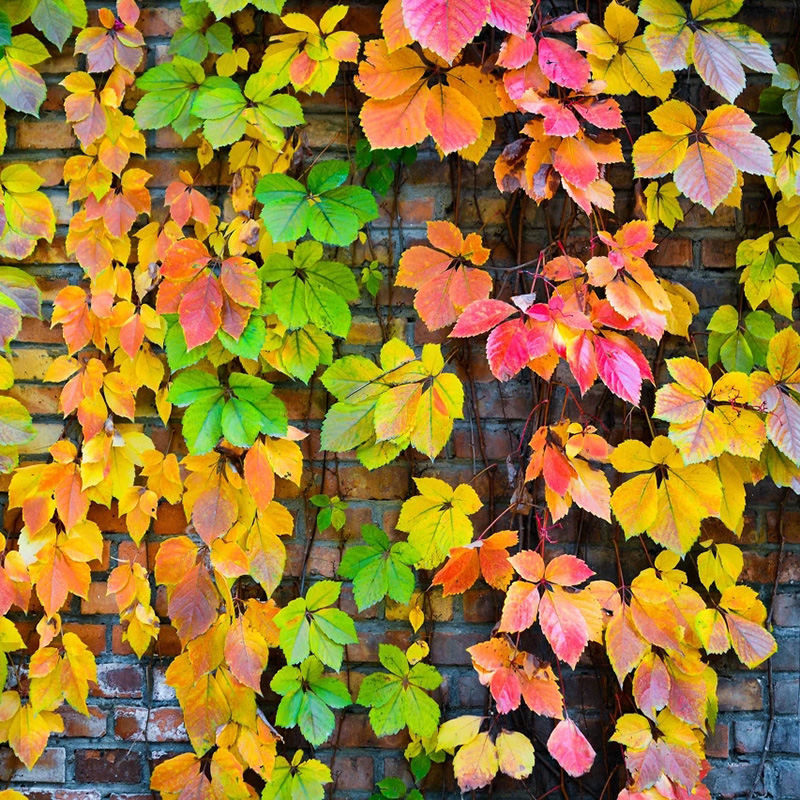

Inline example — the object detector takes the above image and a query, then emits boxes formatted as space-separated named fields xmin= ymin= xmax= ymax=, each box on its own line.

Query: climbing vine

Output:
xmin=0 ymin=0 xmax=792 ymax=799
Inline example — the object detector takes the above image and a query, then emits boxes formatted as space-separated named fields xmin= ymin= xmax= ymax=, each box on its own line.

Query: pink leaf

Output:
xmin=595 ymin=334 xmax=649 ymax=405
xmin=488 ymin=0 xmax=532 ymax=37
xmin=537 ymin=37 xmax=590 ymax=90
xmin=547 ymin=718 xmax=596 ymax=777
xmin=544 ymin=11 xmax=590 ymax=32
xmin=402 ymin=0 xmax=490 ymax=63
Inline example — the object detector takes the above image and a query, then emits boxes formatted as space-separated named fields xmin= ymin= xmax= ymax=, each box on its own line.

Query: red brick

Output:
xmin=114 ymin=706 xmax=187 ymax=742
xmin=59 ymin=706 xmax=107 ymax=738
xmin=74 ymin=750 xmax=142 ymax=784
xmin=81 ymin=582 xmax=118 ymax=615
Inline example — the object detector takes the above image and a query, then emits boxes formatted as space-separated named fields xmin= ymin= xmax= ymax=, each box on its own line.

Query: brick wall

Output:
xmin=0 ymin=1 xmax=799 ymax=799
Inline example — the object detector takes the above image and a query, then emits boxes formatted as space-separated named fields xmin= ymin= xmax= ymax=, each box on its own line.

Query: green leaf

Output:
xmin=217 ymin=315 xmax=266 ymax=359
xmin=409 ymin=753 xmax=431 ymax=784
xmin=707 ymin=305 xmax=738 ymax=334
xmin=306 ymin=579 xmax=341 ymax=610
xmin=192 ymin=75 xmax=246 ymax=147
xmin=338 ymin=525 xmax=417 ymax=610
xmin=298 ymin=691 xmax=336 ymax=746
xmin=307 ymin=160 xmax=349 ymax=193
xmin=357 ymin=646 xmax=440 ymax=738
xmin=221 ymin=396 xmax=264 ymax=447
xmin=270 ymin=664 xmax=302 ymax=697
xmin=170 ymin=27 xmax=209 ymax=62
xmin=0 ymin=11 xmax=11 ymax=48
xmin=376 ymin=778 xmax=406 ymax=799
xmin=276 ymin=326 xmax=333 ymax=383
xmin=135 ymin=57 xmax=206 ymax=138
xmin=182 ymin=393 xmax=224 ymax=454
xmin=255 ymin=161 xmax=378 ymax=246
xmin=402 ymin=685 xmax=440 ymax=738
xmin=164 ymin=315 xmax=210 ymax=370
xmin=262 ymin=754 xmax=331 ymax=800
xmin=229 ymin=373 xmax=288 ymax=437
xmin=378 ymin=644 xmax=410 ymax=677
xmin=254 ymin=174 xmax=310 ymax=243
xmin=168 ymin=370 xmax=222 ymax=406
xmin=206 ymin=21 xmax=233 ymax=54
xmin=7 ymin=34 xmax=49 ymax=64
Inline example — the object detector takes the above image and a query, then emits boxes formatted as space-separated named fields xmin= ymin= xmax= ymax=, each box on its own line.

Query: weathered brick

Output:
xmin=0 ymin=748 xmax=64 ymax=783
xmin=114 ymin=706 xmax=187 ymax=742
xmin=74 ymin=750 xmax=142 ymax=784
xmin=718 ymin=677 xmax=763 ymax=711
xmin=93 ymin=664 xmax=144 ymax=699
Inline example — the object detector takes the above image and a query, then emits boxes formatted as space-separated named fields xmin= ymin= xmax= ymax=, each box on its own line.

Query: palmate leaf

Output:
xmin=653 ymin=357 xmax=766 ymax=464
xmin=610 ymin=436 xmax=723 ymax=554
xmin=338 ymin=524 xmax=418 ymax=610
xmin=261 ymin=241 xmax=359 ymax=339
xmin=255 ymin=159 xmax=378 ymax=246
xmin=192 ymin=73 xmax=303 ymax=148
xmin=262 ymin=751 xmax=331 ymax=800
xmin=639 ymin=0 xmax=776 ymax=102
xmin=356 ymin=644 xmax=441 ymax=738
xmin=271 ymin=656 xmax=351 ymax=746
xmin=273 ymin=581 xmax=358 ymax=672
xmin=169 ymin=370 xmax=288 ymax=454
xmin=134 ymin=57 xmax=206 ymax=139
xmin=397 ymin=478 xmax=481 ymax=570
xmin=320 ymin=339 xmax=464 ymax=464
xmin=632 ymin=100 xmax=772 ymax=210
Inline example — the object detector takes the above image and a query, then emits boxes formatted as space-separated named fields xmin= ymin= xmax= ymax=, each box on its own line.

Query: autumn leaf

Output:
xmin=524 ymin=421 xmax=612 ymax=522
xmin=547 ymin=718 xmax=595 ymax=777
xmin=632 ymin=100 xmax=772 ymax=211
xmin=432 ymin=529 xmax=517 ymax=596
xmin=654 ymin=357 xmax=766 ymax=464
xmin=639 ymin=0 xmax=776 ymax=102
xmin=577 ymin=1 xmax=674 ymax=99
xmin=468 ymin=636 xmax=563 ymax=717
xmin=610 ymin=436 xmax=722 ymax=554
xmin=751 ymin=326 xmax=800 ymax=465
xmin=396 ymin=221 xmax=492 ymax=331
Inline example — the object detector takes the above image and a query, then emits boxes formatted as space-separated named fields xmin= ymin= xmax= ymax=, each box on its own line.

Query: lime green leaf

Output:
xmin=135 ymin=57 xmax=206 ymax=138
xmin=255 ymin=160 xmax=378 ymax=246
xmin=338 ymin=524 xmax=418 ymax=610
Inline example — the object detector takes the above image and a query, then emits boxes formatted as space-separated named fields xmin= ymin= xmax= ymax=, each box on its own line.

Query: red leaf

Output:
xmin=539 ymin=588 xmax=590 ymax=667
xmin=451 ymin=299 xmax=515 ymax=337
xmin=179 ymin=273 xmax=223 ymax=350
xmin=486 ymin=318 xmax=533 ymax=380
